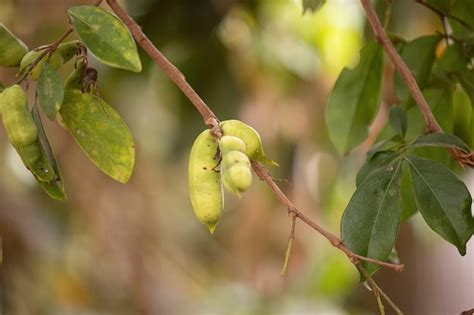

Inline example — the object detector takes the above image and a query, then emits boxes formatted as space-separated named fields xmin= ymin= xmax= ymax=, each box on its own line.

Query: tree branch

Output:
xmin=104 ymin=0 xmax=221 ymax=137
xmin=103 ymin=0 xmax=404 ymax=311
xmin=360 ymin=0 xmax=474 ymax=167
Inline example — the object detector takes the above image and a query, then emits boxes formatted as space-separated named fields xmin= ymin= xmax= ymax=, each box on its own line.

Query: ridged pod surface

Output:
xmin=0 ymin=85 xmax=55 ymax=182
xmin=220 ymin=120 xmax=278 ymax=166
xmin=19 ymin=41 xmax=79 ymax=80
xmin=188 ymin=129 xmax=223 ymax=233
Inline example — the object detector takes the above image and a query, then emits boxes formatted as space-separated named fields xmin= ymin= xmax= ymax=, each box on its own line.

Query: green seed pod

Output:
xmin=0 ymin=24 xmax=28 ymax=67
xmin=188 ymin=129 xmax=224 ymax=234
xmin=219 ymin=135 xmax=246 ymax=154
xmin=221 ymin=150 xmax=252 ymax=196
xmin=220 ymin=119 xmax=278 ymax=166
xmin=0 ymin=85 xmax=55 ymax=182
xmin=19 ymin=41 xmax=78 ymax=80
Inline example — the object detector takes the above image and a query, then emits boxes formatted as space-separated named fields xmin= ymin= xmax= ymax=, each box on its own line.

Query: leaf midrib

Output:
xmin=405 ymin=157 xmax=461 ymax=246
xmin=344 ymin=46 xmax=381 ymax=152
xmin=69 ymin=10 xmax=135 ymax=69
xmin=365 ymin=161 xmax=401 ymax=259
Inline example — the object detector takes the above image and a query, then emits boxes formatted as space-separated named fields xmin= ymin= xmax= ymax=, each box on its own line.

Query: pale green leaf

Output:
xmin=37 ymin=62 xmax=64 ymax=120
xmin=0 ymin=23 xmax=28 ymax=67
xmin=68 ymin=6 xmax=142 ymax=72
xmin=60 ymin=89 xmax=135 ymax=183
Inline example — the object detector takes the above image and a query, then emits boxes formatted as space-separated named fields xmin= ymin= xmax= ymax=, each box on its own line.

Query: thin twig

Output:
xmin=360 ymin=0 xmax=474 ymax=167
xmin=280 ymin=211 xmax=296 ymax=277
xmin=360 ymin=0 xmax=441 ymax=134
xmin=416 ymin=0 xmax=473 ymax=30
xmin=105 ymin=0 xmax=221 ymax=136
xmin=15 ymin=26 xmax=74 ymax=84
xmin=358 ymin=265 xmax=404 ymax=315
xmin=103 ymin=0 xmax=404 ymax=312
xmin=252 ymin=161 xmax=404 ymax=272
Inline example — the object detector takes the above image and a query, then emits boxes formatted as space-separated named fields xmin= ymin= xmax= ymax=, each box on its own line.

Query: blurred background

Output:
xmin=0 ymin=0 xmax=473 ymax=314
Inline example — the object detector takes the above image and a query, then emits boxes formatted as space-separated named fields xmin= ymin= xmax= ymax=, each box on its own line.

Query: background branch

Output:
xmin=360 ymin=0 xmax=474 ymax=167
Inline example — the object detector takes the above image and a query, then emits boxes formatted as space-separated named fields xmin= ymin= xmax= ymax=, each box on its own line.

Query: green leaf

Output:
xmin=326 ymin=41 xmax=384 ymax=155
xmin=0 ymin=23 xmax=28 ymax=67
xmin=68 ymin=6 xmax=142 ymax=72
xmin=302 ymin=0 xmax=325 ymax=13
xmin=453 ymin=86 xmax=472 ymax=147
xmin=59 ymin=89 xmax=135 ymax=183
xmin=341 ymin=160 xmax=402 ymax=277
xmin=409 ymin=132 xmax=470 ymax=152
xmin=406 ymin=155 xmax=473 ymax=255
xmin=394 ymin=36 xmax=440 ymax=104
xmin=356 ymin=150 xmax=398 ymax=186
xmin=37 ymin=62 xmax=64 ymax=120
xmin=401 ymin=162 xmax=417 ymax=220
xmin=388 ymin=105 xmax=407 ymax=137
xmin=31 ymin=105 xmax=67 ymax=200
xmin=439 ymin=44 xmax=468 ymax=73
xmin=456 ymin=70 xmax=474 ymax=106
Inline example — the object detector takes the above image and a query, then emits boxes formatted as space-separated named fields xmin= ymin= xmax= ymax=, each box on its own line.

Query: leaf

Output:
xmin=388 ymin=105 xmax=407 ymax=137
xmin=326 ymin=41 xmax=384 ymax=155
xmin=453 ymin=86 xmax=472 ymax=147
xmin=409 ymin=132 xmax=470 ymax=152
xmin=456 ymin=69 xmax=474 ymax=106
xmin=0 ymin=23 xmax=28 ymax=67
xmin=356 ymin=150 xmax=398 ymax=186
xmin=37 ymin=62 xmax=64 ymax=120
xmin=302 ymin=0 xmax=325 ymax=13
xmin=0 ymin=82 xmax=4 ymax=93
xmin=68 ymin=6 xmax=142 ymax=72
xmin=59 ymin=89 xmax=135 ymax=183
xmin=401 ymin=162 xmax=417 ymax=220
xmin=406 ymin=155 xmax=473 ymax=255
xmin=394 ymin=35 xmax=440 ymax=104
xmin=31 ymin=105 xmax=67 ymax=200
xmin=341 ymin=160 xmax=402 ymax=277
xmin=439 ymin=44 xmax=468 ymax=73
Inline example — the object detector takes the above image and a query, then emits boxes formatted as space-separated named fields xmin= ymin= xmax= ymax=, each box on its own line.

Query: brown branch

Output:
xmin=360 ymin=0 xmax=474 ymax=167
xmin=360 ymin=0 xmax=442 ymax=134
xmin=252 ymin=161 xmax=405 ymax=272
xmin=105 ymin=0 xmax=221 ymax=137
xmin=15 ymin=26 xmax=74 ymax=84
xmin=102 ymin=0 xmax=404 ymax=311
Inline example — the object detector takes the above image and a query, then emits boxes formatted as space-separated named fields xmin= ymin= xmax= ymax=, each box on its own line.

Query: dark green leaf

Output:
xmin=389 ymin=105 xmax=407 ymax=137
xmin=406 ymin=155 xmax=473 ymax=255
xmin=302 ymin=0 xmax=325 ymax=13
xmin=356 ymin=150 xmax=398 ymax=186
xmin=0 ymin=23 xmax=28 ymax=67
xmin=341 ymin=160 xmax=402 ymax=277
xmin=394 ymin=36 xmax=440 ymax=104
xmin=326 ymin=41 xmax=384 ymax=154
xmin=401 ymin=162 xmax=417 ymax=220
xmin=60 ymin=89 xmax=135 ymax=183
xmin=409 ymin=132 xmax=470 ymax=152
xmin=68 ymin=6 xmax=142 ymax=72
xmin=37 ymin=62 xmax=64 ymax=120
xmin=31 ymin=105 xmax=67 ymax=200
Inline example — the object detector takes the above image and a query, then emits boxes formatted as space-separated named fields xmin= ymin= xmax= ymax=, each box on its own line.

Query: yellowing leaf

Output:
xmin=60 ymin=89 xmax=135 ymax=183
